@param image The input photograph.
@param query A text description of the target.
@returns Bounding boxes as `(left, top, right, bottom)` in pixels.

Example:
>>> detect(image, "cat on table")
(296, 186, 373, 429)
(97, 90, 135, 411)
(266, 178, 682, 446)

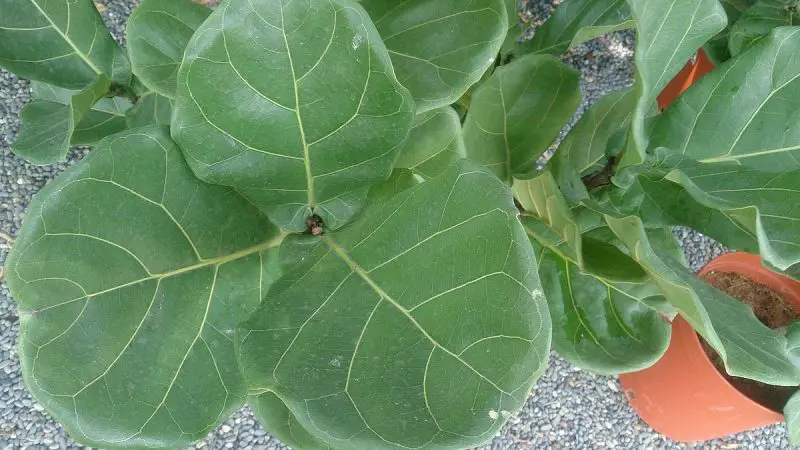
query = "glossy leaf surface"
(517, 0, 633, 56)
(0, 0, 130, 89)
(650, 27, 800, 170)
(172, 0, 414, 232)
(239, 161, 551, 449)
(359, 0, 508, 113)
(6, 127, 284, 447)
(127, 0, 211, 97)
(31, 81, 132, 145)
(606, 215, 800, 385)
(530, 236, 670, 375)
(13, 75, 110, 164)
(394, 107, 465, 179)
(463, 54, 580, 182)
(624, 0, 727, 165)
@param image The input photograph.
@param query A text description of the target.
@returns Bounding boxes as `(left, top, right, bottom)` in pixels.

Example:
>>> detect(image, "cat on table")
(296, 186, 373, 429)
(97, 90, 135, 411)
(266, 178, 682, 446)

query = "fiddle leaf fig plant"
(3, 0, 800, 447)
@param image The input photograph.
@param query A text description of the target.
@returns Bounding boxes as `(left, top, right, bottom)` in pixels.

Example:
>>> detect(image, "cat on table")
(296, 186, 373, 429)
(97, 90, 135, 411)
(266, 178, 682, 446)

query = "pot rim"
(690, 251, 800, 417)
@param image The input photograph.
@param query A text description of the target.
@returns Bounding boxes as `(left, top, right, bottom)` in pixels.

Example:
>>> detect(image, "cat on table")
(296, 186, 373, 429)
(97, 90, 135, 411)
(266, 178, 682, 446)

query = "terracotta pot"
(619, 252, 800, 442)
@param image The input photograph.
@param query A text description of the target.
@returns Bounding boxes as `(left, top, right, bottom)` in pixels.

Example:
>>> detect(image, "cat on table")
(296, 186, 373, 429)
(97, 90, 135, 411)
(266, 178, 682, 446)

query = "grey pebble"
(0, 1, 789, 450)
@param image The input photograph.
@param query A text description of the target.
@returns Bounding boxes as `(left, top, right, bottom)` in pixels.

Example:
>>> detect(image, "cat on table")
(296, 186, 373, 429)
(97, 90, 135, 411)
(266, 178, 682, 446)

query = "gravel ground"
(0, 1, 791, 449)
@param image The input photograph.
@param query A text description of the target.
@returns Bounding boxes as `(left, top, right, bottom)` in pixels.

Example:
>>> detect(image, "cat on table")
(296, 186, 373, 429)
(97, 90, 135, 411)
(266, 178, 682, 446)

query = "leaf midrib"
(27, 0, 103, 75)
(321, 234, 518, 398)
(23, 234, 284, 314)
(279, 3, 316, 209)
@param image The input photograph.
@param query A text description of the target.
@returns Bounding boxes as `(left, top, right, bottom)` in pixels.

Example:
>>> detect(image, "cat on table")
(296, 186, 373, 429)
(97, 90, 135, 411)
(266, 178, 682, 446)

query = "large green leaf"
(590, 172, 761, 254)
(0, 0, 130, 89)
(31, 82, 132, 145)
(5, 127, 284, 447)
(517, 0, 633, 56)
(650, 27, 800, 170)
(13, 75, 110, 164)
(249, 392, 331, 450)
(786, 390, 800, 445)
(359, 0, 508, 113)
(172, 0, 414, 232)
(729, 0, 797, 56)
(394, 107, 465, 179)
(463, 54, 580, 183)
(127, 0, 211, 98)
(606, 215, 800, 385)
(238, 161, 550, 449)
(126, 92, 172, 128)
(659, 160, 800, 271)
(552, 88, 634, 175)
(623, 0, 727, 166)
(530, 237, 670, 375)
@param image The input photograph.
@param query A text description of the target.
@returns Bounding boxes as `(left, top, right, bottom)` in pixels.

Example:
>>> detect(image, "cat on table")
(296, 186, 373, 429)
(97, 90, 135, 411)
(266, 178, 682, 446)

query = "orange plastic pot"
(619, 252, 800, 442)
(656, 50, 715, 110)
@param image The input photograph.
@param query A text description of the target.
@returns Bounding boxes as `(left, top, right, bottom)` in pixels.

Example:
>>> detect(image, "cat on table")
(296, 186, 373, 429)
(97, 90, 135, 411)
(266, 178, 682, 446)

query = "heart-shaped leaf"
(622, 0, 727, 167)
(729, 0, 797, 56)
(516, 0, 633, 56)
(394, 107, 465, 179)
(649, 27, 800, 170)
(0, 0, 130, 89)
(238, 161, 550, 449)
(606, 215, 800, 385)
(5, 127, 284, 447)
(126, 92, 172, 128)
(529, 233, 671, 375)
(127, 0, 211, 98)
(552, 88, 634, 175)
(30, 81, 132, 146)
(358, 0, 508, 113)
(463, 54, 580, 183)
(13, 75, 110, 164)
(172, 0, 414, 232)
